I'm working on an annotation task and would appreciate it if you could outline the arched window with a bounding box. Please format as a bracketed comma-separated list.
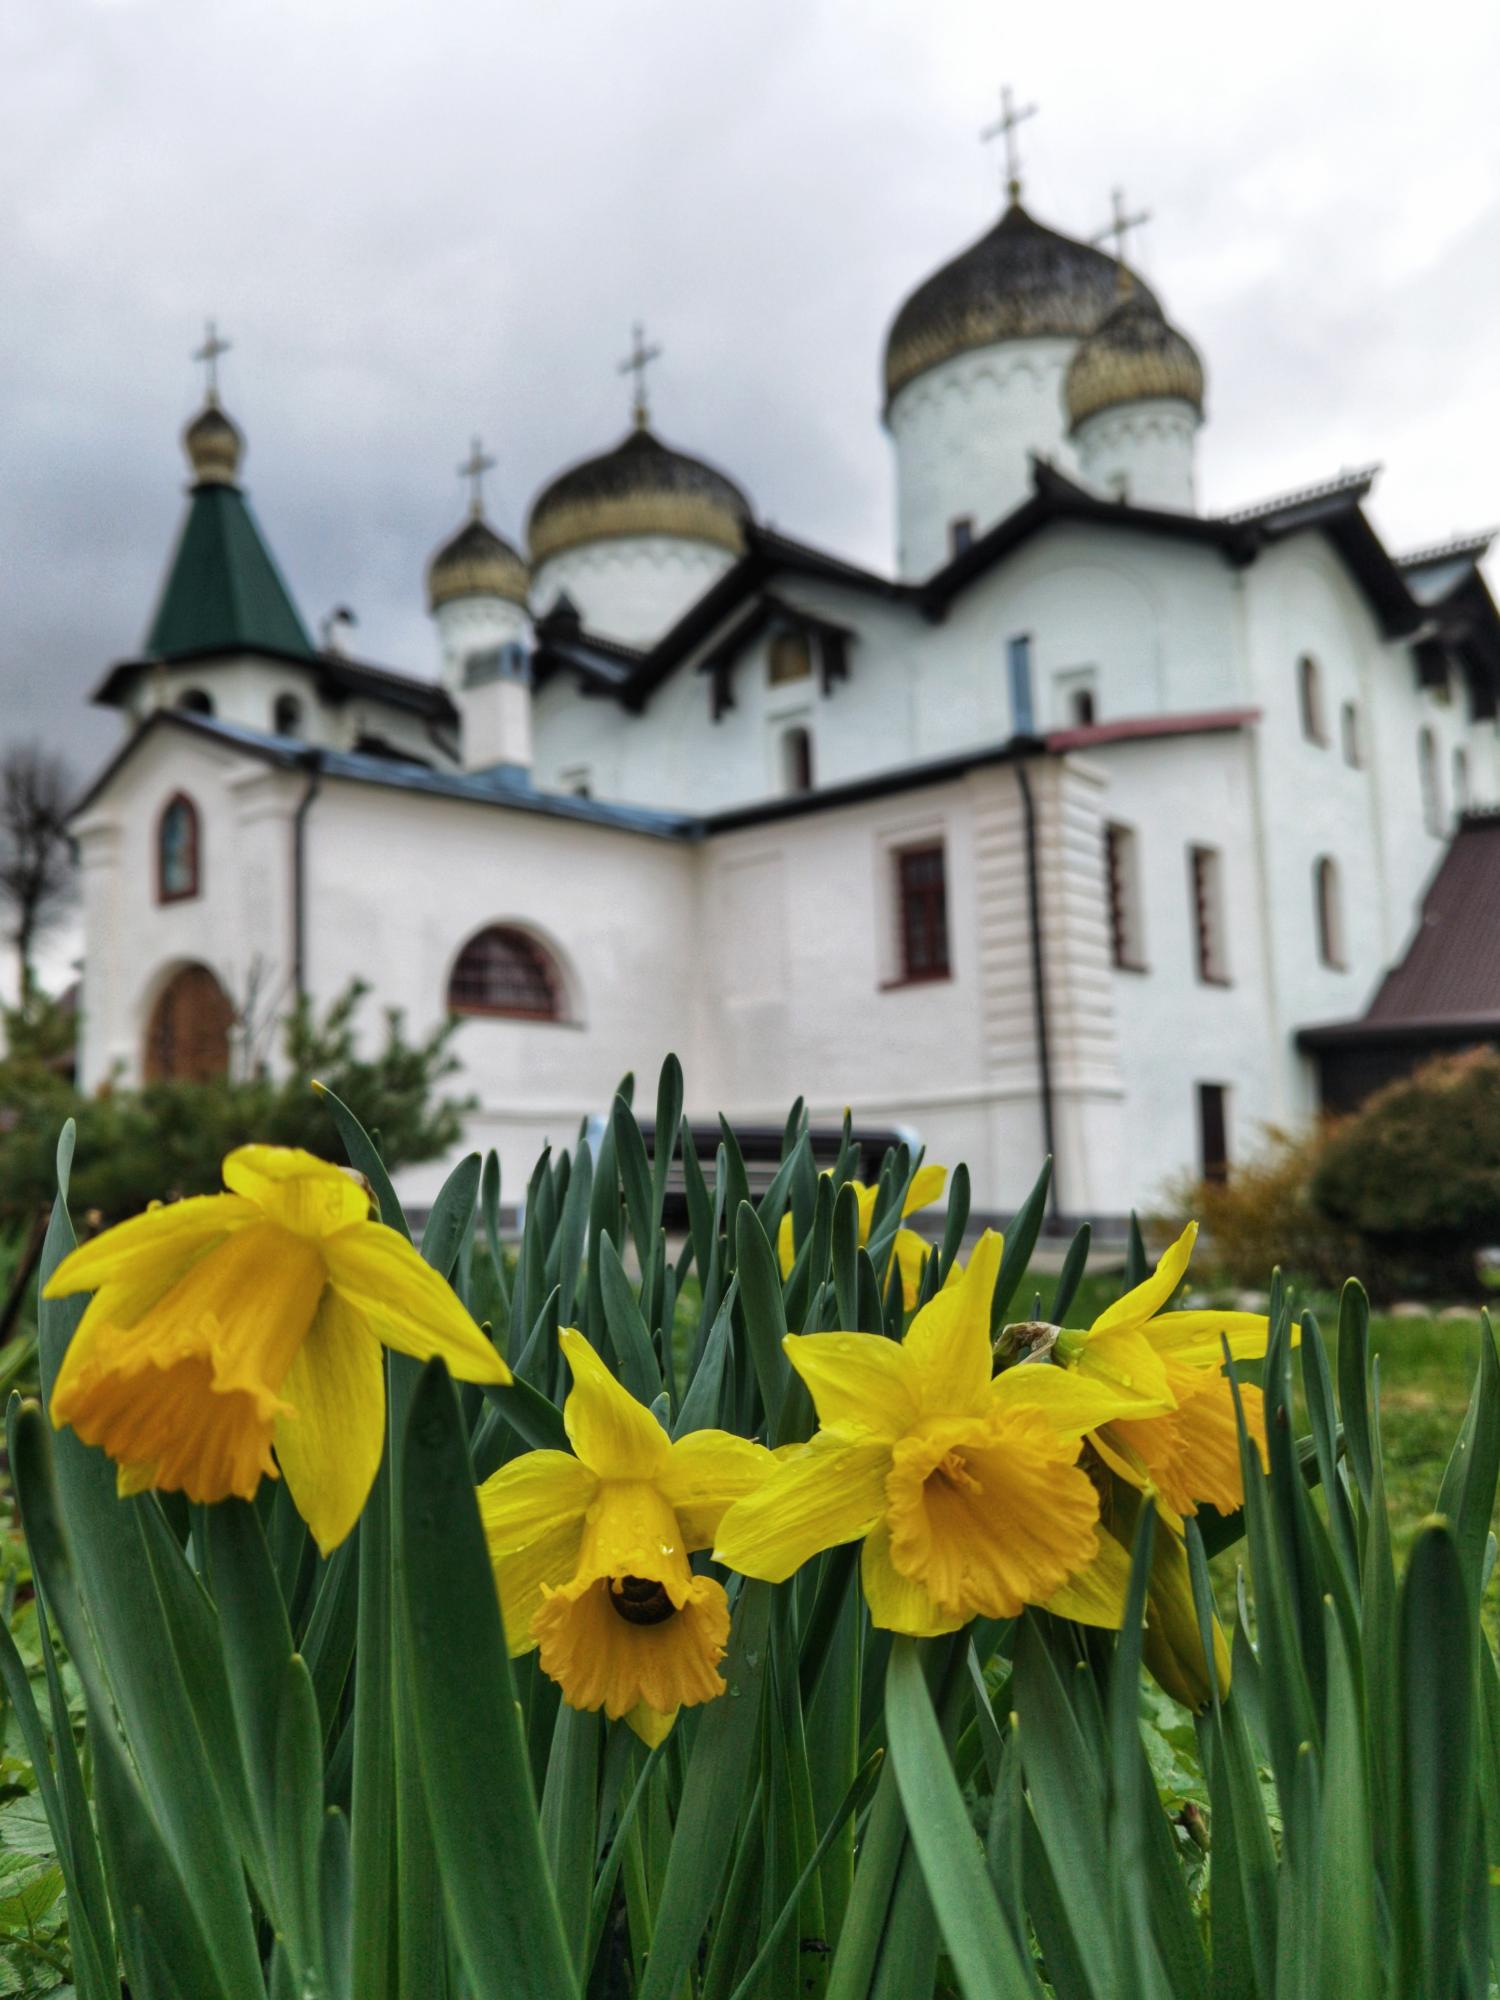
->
[274, 693, 303, 737]
[1314, 857, 1345, 970]
[781, 726, 814, 796]
[1453, 745, 1470, 814]
[176, 687, 214, 717]
[157, 793, 201, 903]
[1297, 655, 1325, 745]
[1341, 700, 1362, 768]
[447, 926, 563, 1020]
[1418, 726, 1442, 834]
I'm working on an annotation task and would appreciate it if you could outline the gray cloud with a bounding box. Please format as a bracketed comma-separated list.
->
[3, 0, 1497, 781]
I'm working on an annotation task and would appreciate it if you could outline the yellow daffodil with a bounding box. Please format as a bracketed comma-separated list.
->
[45, 1145, 510, 1553]
[777, 1163, 949, 1308]
[478, 1329, 774, 1746]
[1045, 1221, 1284, 1519]
[714, 1232, 1142, 1637]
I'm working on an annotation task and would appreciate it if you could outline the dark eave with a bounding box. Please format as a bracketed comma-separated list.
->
[94, 646, 458, 724]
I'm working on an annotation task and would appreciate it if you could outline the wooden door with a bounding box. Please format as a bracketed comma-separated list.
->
[144, 965, 233, 1082]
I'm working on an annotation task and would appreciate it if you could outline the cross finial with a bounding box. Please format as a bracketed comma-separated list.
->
[458, 436, 496, 517]
[193, 320, 231, 403]
[1093, 187, 1152, 269]
[980, 86, 1037, 203]
[617, 322, 662, 429]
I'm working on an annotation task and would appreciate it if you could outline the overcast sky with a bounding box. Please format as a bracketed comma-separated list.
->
[4, 0, 1498, 773]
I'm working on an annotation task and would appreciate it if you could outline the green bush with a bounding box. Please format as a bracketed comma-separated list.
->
[0, 981, 471, 1225]
[1311, 1046, 1500, 1295]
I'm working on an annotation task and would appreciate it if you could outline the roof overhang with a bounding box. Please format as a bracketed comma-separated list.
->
[94, 646, 458, 725]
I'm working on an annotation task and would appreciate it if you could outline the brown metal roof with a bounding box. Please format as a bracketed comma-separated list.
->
[1365, 812, 1500, 1022]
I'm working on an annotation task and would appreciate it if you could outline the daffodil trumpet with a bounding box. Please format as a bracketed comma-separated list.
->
[715, 1231, 1151, 1637]
[479, 1329, 774, 1745]
[44, 1144, 511, 1553]
[778, 1162, 952, 1310]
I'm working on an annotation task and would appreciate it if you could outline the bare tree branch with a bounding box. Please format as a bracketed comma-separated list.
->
[0, 743, 75, 999]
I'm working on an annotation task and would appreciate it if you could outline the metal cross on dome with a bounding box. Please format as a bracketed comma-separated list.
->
[458, 436, 496, 516]
[980, 86, 1037, 202]
[1093, 187, 1152, 263]
[193, 320, 231, 402]
[618, 322, 661, 429]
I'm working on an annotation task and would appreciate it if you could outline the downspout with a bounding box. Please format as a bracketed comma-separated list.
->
[1015, 756, 1061, 1224]
[292, 749, 323, 1004]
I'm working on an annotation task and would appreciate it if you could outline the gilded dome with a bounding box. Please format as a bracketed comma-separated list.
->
[426, 513, 530, 610]
[527, 424, 751, 566]
[184, 399, 243, 485]
[1064, 288, 1205, 432]
[883, 201, 1158, 408]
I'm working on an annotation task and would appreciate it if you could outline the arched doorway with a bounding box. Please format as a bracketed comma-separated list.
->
[144, 964, 234, 1082]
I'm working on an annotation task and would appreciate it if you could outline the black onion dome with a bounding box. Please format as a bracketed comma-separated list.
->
[426, 514, 529, 610]
[883, 201, 1159, 408]
[527, 425, 751, 565]
[1065, 288, 1205, 431]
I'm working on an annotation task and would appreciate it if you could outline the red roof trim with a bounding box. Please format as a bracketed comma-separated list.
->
[1045, 707, 1261, 752]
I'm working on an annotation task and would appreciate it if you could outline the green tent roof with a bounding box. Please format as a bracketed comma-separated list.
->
[145, 482, 316, 661]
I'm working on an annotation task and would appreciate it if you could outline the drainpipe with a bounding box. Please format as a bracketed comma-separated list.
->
[292, 749, 323, 1003]
[1015, 757, 1061, 1225]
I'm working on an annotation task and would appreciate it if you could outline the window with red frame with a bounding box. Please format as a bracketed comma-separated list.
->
[897, 845, 950, 981]
[157, 793, 201, 903]
[447, 926, 562, 1019]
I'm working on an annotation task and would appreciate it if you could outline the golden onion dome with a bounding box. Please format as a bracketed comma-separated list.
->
[183, 398, 244, 485]
[426, 513, 530, 611]
[1064, 288, 1205, 432]
[527, 424, 751, 566]
[883, 200, 1158, 410]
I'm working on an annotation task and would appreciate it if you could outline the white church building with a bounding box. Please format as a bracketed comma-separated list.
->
[68, 168, 1500, 1220]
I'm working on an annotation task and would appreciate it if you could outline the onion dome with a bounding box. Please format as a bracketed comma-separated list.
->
[426, 513, 530, 611]
[183, 398, 244, 485]
[527, 425, 751, 566]
[883, 201, 1159, 408]
[1064, 287, 1205, 432]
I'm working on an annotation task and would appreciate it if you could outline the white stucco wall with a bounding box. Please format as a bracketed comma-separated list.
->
[434, 594, 531, 693]
[886, 339, 1079, 578]
[531, 536, 737, 646]
[1073, 398, 1200, 512]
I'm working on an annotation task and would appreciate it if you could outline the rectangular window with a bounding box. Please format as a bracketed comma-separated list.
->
[1104, 822, 1146, 970]
[950, 516, 975, 556]
[768, 630, 812, 686]
[896, 844, 950, 982]
[1198, 1083, 1230, 1185]
[1008, 634, 1035, 736]
[1189, 845, 1229, 984]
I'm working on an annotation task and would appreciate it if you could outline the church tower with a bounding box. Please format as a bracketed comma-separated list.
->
[1065, 286, 1205, 511]
[426, 441, 534, 772]
[525, 327, 752, 647]
[882, 98, 1159, 577]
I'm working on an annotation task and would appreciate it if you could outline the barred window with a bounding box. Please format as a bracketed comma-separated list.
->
[1189, 845, 1229, 985]
[448, 926, 562, 1020]
[897, 845, 950, 981]
[1104, 822, 1146, 970]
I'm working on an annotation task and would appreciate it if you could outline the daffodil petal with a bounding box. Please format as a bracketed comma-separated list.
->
[1088, 1221, 1198, 1336]
[626, 1702, 679, 1748]
[902, 1228, 1002, 1415]
[659, 1430, 776, 1550]
[321, 1229, 510, 1384]
[478, 1449, 596, 1654]
[860, 1519, 964, 1637]
[990, 1358, 1133, 1440]
[273, 1291, 386, 1556]
[776, 1211, 796, 1280]
[902, 1164, 947, 1217]
[1136, 1310, 1284, 1365]
[223, 1146, 373, 1237]
[559, 1329, 670, 1482]
[1040, 1530, 1130, 1629]
[784, 1333, 919, 1441]
[1069, 1325, 1176, 1416]
[713, 1430, 888, 1582]
[42, 1193, 258, 1299]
